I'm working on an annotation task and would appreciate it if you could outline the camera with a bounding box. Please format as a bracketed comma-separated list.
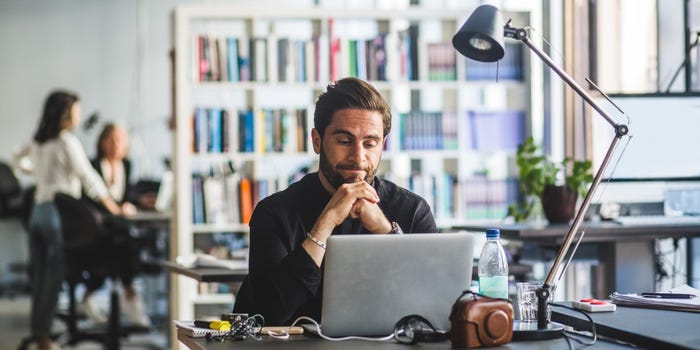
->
[449, 292, 513, 348]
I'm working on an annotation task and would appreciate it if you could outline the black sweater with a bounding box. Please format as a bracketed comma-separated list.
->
[233, 172, 437, 325]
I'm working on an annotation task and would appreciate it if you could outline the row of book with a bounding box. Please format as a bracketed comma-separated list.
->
[395, 110, 526, 152]
[193, 107, 524, 154]
[391, 173, 518, 221]
[427, 42, 457, 81]
[192, 164, 517, 225]
[195, 32, 391, 83]
[398, 111, 459, 150]
[191, 167, 307, 226]
[193, 23, 523, 83]
[198, 281, 238, 296]
[192, 107, 308, 154]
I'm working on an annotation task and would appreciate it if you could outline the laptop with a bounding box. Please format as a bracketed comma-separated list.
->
[310, 232, 475, 337]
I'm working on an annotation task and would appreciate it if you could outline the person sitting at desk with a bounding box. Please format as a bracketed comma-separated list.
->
[79, 122, 151, 327]
[233, 77, 438, 325]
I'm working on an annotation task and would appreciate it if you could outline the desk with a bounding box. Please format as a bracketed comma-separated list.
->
[125, 210, 171, 223]
[552, 304, 700, 350]
[161, 261, 248, 283]
[176, 329, 631, 350]
[456, 222, 700, 297]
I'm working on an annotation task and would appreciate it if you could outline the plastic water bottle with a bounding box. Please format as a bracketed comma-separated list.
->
[478, 228, 509, 299]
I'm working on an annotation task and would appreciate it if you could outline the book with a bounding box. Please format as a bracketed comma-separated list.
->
[174, 320, 230, 338]
[202, 170, 226, 225]
[226, 37, 239, 81]
[239, 177, 253, 224]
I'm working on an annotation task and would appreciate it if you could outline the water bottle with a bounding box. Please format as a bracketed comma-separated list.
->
[478, 228, 509, 299]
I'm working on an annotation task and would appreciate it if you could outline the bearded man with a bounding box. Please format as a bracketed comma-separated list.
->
[233, 77, 437, 325]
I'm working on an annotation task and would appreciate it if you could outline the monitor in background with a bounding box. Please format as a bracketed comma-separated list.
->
[592, 95, 700, 180]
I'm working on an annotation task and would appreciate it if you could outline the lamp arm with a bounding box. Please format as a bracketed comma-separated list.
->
[506, 26, 623, 131]
[503, 24, 630, 328]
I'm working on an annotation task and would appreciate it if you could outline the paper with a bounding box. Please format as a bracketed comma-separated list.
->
[610, 284, 700, 312]
[175, 253, 248, 270]
[174, 320, 230, 338]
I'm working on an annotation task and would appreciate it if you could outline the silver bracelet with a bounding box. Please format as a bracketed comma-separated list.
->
[306, 232, 327, 249]
[390, 221, 404, 235]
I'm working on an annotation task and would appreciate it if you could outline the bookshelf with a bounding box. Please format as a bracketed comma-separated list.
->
[171, 2, 543, 329]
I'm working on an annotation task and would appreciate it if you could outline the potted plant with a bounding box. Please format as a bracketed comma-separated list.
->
[507, 137, 593, 223]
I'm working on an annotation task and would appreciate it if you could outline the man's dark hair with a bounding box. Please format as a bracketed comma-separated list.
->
[313, 77, 392, 138]
[33, 90, 79, 144]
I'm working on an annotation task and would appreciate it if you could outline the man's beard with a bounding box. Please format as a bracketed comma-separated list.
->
[318, 147, 378, 189]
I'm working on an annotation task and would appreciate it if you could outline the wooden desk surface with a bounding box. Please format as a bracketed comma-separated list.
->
[161, 260, 248, 282]
[124, 210, 171, 223]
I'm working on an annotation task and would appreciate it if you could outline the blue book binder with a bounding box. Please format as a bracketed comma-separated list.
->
[468, 110, 526, 152]
[193, 107, 208, 153]
[192, 174, 205, 224]
[240, 109, 254, 152]
[208, 108, 222, 153]
[227, 37, 240, 81]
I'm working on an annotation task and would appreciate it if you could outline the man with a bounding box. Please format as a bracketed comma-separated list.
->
[233, 77, 437, 325]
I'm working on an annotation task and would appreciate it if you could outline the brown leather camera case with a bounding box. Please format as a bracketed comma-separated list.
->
[449, 293, 514, 348]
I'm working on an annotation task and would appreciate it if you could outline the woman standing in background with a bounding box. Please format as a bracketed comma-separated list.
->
[13, 90, 125, 350]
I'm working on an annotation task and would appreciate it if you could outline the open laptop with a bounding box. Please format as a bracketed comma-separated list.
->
[309, 232, 475, 337]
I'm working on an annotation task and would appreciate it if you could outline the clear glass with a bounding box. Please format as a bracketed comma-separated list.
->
[516, 282, 552, 323]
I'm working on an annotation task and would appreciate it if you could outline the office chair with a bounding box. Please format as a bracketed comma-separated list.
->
[0, 162, 31, 298]
[18, 193, 149, 350]
[0, 161, 21, 216]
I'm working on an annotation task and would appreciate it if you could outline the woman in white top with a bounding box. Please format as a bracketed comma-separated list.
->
[14, 90, 125, 350]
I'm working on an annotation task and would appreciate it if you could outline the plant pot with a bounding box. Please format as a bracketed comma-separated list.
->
[541, 185, 578, 224]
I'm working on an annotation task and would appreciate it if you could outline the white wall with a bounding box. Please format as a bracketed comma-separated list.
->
[0, 0, 309, 181]
[0, 0, 160, 179]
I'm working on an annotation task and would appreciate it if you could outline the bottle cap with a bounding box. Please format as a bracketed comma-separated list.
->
[486, 228, 500, 238]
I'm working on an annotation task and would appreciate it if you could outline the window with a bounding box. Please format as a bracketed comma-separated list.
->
[590, 0, 700, 94]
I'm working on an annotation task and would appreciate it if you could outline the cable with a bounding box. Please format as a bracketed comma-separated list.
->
[290, 316, 395, 342]
[550, 302, 597, 348]
[205, 314, 265, 342]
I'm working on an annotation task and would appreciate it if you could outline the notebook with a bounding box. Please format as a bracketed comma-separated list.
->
[174, 320, 229, 338]
[310, 232, 475, 337]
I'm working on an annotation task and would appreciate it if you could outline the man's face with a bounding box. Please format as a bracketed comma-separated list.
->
[313, 109, 385, 190]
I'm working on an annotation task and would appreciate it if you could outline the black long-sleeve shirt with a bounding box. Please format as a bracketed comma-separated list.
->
[233, 172, 437, 325]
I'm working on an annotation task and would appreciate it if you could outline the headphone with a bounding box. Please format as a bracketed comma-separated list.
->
[393, 314, 449, 345]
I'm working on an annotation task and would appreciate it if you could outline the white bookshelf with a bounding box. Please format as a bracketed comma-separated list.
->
[171, 1, 543, 335]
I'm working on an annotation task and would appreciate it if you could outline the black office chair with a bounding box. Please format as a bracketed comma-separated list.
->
[18, 193, 150, 350]
[0, 161, 22, 216]
[0, 162, 32, 298]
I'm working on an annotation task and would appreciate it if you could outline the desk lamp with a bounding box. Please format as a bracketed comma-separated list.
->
[452, 4, 629, 340]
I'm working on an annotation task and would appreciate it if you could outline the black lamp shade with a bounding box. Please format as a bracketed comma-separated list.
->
[452, 4, 505, 62]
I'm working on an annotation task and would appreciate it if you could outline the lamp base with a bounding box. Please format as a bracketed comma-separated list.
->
[512, 320, 565, 341]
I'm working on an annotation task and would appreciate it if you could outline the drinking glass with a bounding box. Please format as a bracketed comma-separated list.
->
[516, 282, 551, 322]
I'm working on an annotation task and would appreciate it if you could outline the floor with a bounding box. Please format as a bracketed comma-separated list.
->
[0, 217, 171, 350]
[0, 293, 169, 350]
